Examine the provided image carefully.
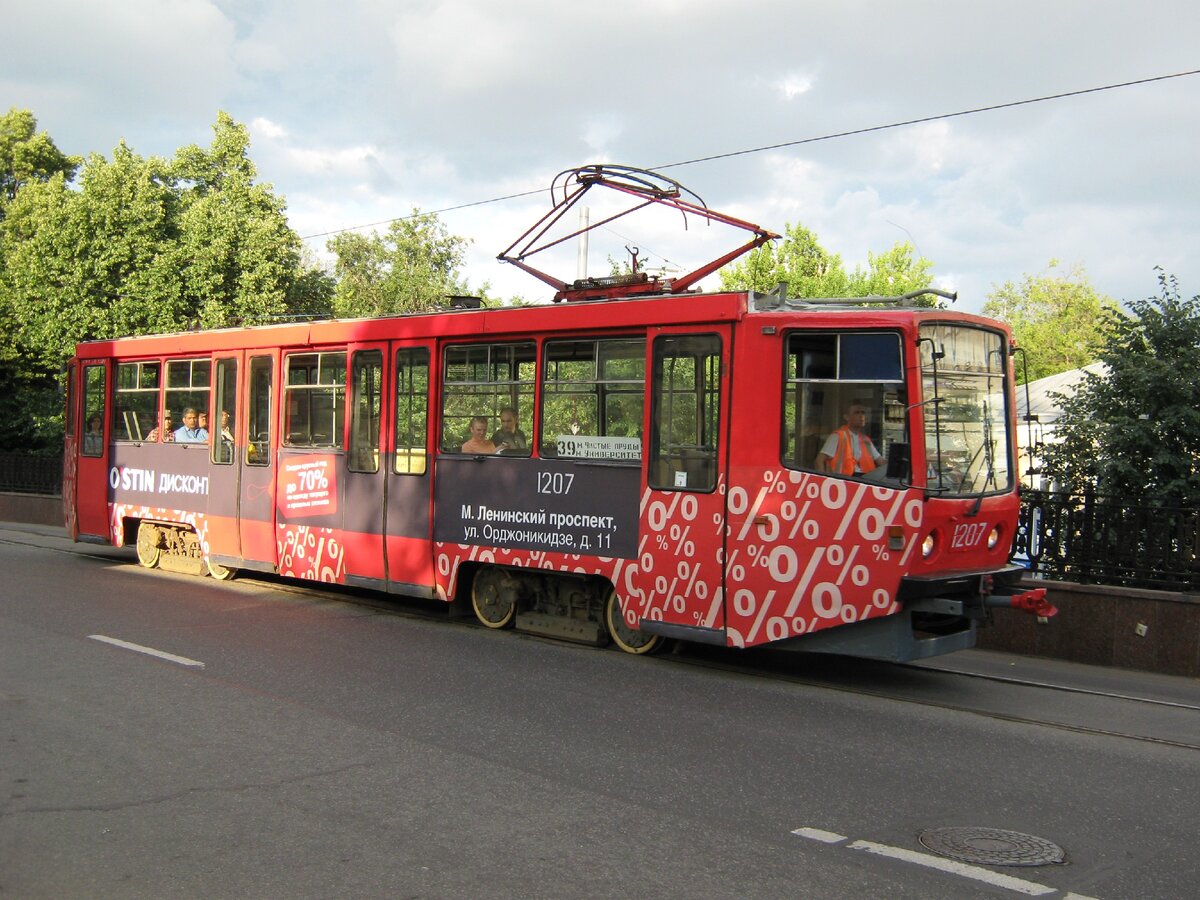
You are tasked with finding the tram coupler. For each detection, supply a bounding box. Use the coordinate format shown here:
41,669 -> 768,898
983,587 -> 1057,618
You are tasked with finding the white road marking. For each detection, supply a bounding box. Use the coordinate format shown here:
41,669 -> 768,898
89,635 -> 205,668
791,826 -> 1082,897
846,840 -> 1055,896
790,827 -> 847,844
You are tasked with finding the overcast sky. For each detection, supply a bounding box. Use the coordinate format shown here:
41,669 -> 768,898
5,0 -> 1199,311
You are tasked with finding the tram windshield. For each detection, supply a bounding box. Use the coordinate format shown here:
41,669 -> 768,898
919,325 -> 1012,495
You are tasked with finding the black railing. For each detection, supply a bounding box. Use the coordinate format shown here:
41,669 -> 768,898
0,452 -> 63,496
1016,490 -> 1200,591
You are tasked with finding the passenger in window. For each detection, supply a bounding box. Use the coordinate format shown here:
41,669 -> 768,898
198,411 -> 209,435
215,410 -> 234,463
83,413 -> 104,455
491,406 -> 527,451
148,411 -> 175,442
174,408 -> 209,443
816,403 -> 883,476
219,410 -> 234,443
461,416 -> 498,454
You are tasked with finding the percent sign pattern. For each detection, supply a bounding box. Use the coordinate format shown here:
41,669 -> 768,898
723,468 -> 922,647
432,539 -> 629,605
277,523 -> 345,583
63,447 -> 78,537
618,479 -> 729,633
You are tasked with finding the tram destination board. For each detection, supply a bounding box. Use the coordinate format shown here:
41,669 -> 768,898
434,457 -> 639,558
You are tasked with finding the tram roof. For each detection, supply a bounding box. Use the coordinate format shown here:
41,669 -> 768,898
72,288 -> 1003,359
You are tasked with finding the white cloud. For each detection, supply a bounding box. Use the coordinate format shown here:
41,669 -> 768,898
4,0 -> 1196,309
775,74 -> 814,101
249,117 -> 288,141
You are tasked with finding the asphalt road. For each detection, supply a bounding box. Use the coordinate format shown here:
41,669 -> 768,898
2,526 -> 1198,899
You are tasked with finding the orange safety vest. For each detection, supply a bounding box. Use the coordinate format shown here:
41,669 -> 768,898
830,426 -> 878,475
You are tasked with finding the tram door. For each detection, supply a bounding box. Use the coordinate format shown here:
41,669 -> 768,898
628,327 -> 731,636
239,350 -> 279,568
384,343 -> 436,594
341,342 -> 389,586
206,355 -> 242,560
74,358 -> 111,540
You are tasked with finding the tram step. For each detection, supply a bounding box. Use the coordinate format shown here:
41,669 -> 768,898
159,554 -> 205,577
515,612 -> 607,646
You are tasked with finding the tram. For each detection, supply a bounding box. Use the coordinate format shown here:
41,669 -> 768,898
63,165 -> 1053,660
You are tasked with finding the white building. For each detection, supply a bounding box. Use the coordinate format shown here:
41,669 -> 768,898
1014,363 -> 1106,489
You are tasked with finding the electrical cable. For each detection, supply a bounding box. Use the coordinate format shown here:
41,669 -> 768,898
301,67 -> 1200,241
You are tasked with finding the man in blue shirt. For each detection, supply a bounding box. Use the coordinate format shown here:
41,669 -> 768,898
174,408 -> 209,443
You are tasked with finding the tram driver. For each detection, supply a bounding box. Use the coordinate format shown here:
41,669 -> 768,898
815,402 -> 884,477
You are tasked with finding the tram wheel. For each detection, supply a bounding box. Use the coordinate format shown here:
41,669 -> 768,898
471,567 -> 517,629
206,557 -> 237,580
604,591 -> 663,655
136,523 -> 162,569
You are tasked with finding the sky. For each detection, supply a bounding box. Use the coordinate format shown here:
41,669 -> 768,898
5,0 -> 1199,312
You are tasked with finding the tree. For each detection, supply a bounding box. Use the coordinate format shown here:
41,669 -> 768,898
0,107 -> 80,207
983,261 -> 1118,381
719,222 -> 936,302
1042,272 -> 1200,504
328,211 -> 475,317
0,111 -> 331,449
720,223 -> 849,296
846,241 -> 934,298
171,112 -> 330,328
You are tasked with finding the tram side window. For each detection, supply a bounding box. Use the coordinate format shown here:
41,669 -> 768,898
649,334 -> 721,492
246,356 -> 272,466
82,364 -> 107,456
349,350 -> 383,473
164,359 -> 212,443
441,342 -> 535,455
212,358 -> 237,465
113,362 -> 160,442
395,348 -> 429,475
541,337 -> 645,462
284,351 -> 347,449
782,332 -> 905,479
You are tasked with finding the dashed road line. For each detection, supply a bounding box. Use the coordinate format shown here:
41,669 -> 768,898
89,634 -> 205,668
792,827 -> 1098,898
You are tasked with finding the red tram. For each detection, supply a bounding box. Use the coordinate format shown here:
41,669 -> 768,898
63,166 -> 1053,659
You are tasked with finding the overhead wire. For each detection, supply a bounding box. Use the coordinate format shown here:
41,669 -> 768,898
300,67 -> 1200,242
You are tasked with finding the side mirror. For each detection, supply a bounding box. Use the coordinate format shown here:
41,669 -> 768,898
886,442 -> 910,480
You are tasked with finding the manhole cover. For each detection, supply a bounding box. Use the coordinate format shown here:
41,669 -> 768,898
918,827 -> 1066,867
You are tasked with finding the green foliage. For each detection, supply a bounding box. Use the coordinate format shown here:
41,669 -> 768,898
328,212 -> 473,317
719,222 -> 936,303
0,107 -> 80,206
0,110 -> 332,450
983,261 -> 1118,381
1043,272 -> 1200,503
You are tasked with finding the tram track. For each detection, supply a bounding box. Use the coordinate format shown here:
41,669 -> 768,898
908,659 -> 1200,712
661,643 -> 1200,752
10,528 -> 1200,752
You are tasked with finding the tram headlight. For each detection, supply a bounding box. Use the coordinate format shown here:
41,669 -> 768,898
987,525 -> 1002,550
921,533 -> 937,559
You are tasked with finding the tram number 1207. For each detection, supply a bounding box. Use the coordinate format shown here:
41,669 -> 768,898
537,472 -> 575,495
950,521 -> 990,550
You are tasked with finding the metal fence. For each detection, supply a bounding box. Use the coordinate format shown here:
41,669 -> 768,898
0,452 -> 63,496
1015,490 -> 1200,592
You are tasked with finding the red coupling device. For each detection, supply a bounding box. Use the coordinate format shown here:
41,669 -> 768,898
986,587 -> 1058,617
